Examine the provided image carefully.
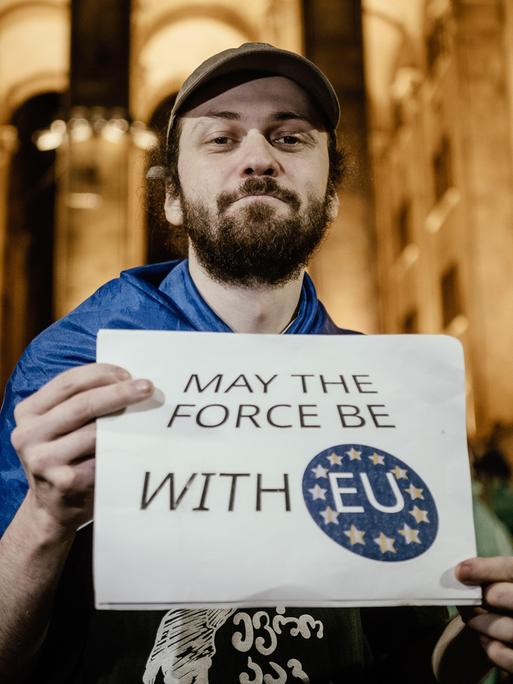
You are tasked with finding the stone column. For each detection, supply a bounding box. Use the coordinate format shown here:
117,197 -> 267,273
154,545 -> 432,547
53,113 -> 147,318
303,0 -> 378,333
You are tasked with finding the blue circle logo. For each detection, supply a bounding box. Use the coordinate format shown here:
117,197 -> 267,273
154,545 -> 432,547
302,444 -> 438,562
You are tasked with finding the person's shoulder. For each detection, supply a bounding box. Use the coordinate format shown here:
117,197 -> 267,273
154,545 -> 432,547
312,297 -> 363,336
322,318 -> 364,336
23,276 -> 127,369
15,260 -> 187,386
333,327 -> 364,335
8,273 -> 132,394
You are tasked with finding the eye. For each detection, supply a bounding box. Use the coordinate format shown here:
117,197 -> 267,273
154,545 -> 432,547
274,134 -> 302,146
211,136 -> 232,145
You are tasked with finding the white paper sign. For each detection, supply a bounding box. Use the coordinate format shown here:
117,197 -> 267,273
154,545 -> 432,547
95,331 -> 480,610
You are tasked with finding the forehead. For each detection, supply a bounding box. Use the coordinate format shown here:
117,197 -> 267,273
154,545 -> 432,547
180,75 -> 325,126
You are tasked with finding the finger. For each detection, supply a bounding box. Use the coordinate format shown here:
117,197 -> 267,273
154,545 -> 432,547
479,635 -> 513,672
23,423 -> 97,480
467,613 -> 513,643
458,605 -> 488,623
14,363 -> 131,422
47,379 -> 153,436
42,458 -> 96,497
456,557 -> 513,585
483,582 -> 513,612
14,378 -> 153,445
52,422 -> 96,464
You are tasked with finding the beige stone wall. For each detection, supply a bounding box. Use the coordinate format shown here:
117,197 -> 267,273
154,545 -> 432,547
131,0 -> 303,121
0,0 -> 69,122
453,0 -> 513,433
362,0 -> 513,442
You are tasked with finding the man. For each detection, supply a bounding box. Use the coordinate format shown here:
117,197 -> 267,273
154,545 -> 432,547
0,42 -> 510,683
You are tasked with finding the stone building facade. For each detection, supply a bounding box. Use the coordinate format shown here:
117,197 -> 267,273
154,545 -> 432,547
1,0 -> 513,452
362,0 -> 513,446
0,0 -> 376,384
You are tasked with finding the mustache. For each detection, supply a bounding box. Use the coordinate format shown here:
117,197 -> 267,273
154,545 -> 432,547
217,177 -> 301,213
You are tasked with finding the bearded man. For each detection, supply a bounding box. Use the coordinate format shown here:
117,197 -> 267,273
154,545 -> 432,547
0,43 -> 509,684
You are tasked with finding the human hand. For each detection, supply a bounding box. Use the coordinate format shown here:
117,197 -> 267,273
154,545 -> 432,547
456,556 -> 513,672
11,363 -> 153,535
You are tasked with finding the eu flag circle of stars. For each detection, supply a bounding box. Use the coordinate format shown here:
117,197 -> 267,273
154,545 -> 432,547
302,444 -> 438,562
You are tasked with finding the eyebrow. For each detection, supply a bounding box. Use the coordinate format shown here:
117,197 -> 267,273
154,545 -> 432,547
273,111 -> 310,122
201,110 -> 311,122
203,111 -> 240,120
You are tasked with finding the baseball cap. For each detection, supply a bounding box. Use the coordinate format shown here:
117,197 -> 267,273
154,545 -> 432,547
165,42 -> 340,154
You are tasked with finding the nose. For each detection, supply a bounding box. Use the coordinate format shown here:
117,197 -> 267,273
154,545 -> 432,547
239,131 -> 279,178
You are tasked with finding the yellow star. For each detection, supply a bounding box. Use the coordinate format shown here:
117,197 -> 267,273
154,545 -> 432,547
405,485 -> 424,500
369,452 -> 385,465
373,532 -> 396,554
327,452 -> 342,466
409,506 -> 429,524
320,506 -> 339,525
308,484 -> 327,501
312,464 -> 328,479
398,524 -> 421,544
344,524 -> 366,546
346,447 -> 362,461
390,465 -> 408,480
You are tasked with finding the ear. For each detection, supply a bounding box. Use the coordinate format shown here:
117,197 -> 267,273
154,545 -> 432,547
164,195 -> 184,226
327,192 -> 340,221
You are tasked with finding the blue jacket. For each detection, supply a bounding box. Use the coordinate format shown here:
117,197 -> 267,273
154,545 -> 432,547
0,260 -> 356,535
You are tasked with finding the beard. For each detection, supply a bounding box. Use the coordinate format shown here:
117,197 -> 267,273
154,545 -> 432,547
181,176 -> 334,287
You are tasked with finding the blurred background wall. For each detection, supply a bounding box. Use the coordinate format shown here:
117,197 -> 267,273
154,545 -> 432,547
0,0 -> 512,457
